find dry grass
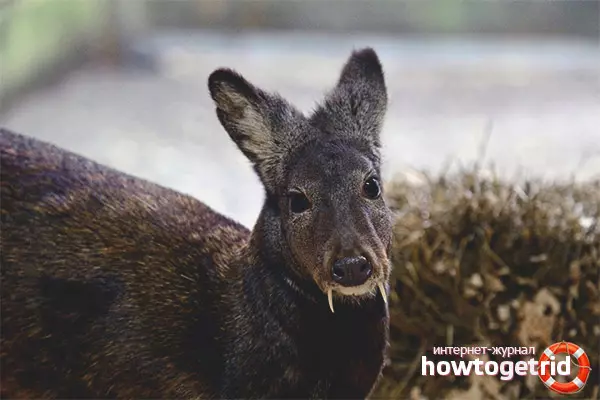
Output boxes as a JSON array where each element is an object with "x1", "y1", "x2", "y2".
[{"x1": 373, "y1": 166, "x2": 599, "y2": 400}]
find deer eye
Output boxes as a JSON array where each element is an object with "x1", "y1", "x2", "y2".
[
  {"x1": 363, "y1": 177, "x2": 381, "y2": 199},
  {"x1": 289, "y1": 191, "x2": 311, "y2": 214}
]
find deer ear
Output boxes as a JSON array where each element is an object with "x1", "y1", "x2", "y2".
[
  {"x1": 337, "y1": 47, "x2": 386, "y2": 90},
  {"x1": 310, "y1": 48, "x2": 388, "y2": 152},
  {"x1": 208, "y1": 68, "x2": 268, "y2": 161},
  {"x1": 208, "y1": 68, "x2": 309, "y2": 190}
]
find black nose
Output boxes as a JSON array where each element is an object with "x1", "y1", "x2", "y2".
[{"x1": 331, "y1": 256, "x2": 372, "y2": 287}]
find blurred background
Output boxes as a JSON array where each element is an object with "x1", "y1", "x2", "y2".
[{"x1": 1, "y1": 0, "x2": 599, "y2": 228}]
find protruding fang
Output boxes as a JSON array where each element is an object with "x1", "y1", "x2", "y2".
[
  {"x1": 327, "y1": 289, "x2": 335, "y2": 313},
  {"x1": 378, "y1": 282, "x2": 388, "y2": 306}
]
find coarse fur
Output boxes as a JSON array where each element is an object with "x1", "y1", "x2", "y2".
[{"x1": 1, "y1": 48, "x2": 393, "y2": 399}]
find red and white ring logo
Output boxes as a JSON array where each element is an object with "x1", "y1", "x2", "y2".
[{"x1": 538, "y1": 341, "x2": 591, "y2": 395}]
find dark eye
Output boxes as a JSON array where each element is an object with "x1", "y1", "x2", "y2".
[
  {"x1": 289, "y1": 191, "x2": 311, "y2": 214},
  {"x1": 363, "y1": 177, "x2": 381, "y2": 199}
]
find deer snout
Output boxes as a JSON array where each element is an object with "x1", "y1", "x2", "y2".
[{"x1": 331, "y1": 256, "x2": 372, "y2": 287}]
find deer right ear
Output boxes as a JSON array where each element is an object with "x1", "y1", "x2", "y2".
[
  {"x1": 208, "y1": 68, "x2": 307, "y2": 191},
  {"x1": 310, "y1": 48, "x2": 388, "y2": 156}
]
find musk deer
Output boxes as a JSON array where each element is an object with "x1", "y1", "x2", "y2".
[{"x1": 0, "y1": 48, "x2": 393, "y2": 399}]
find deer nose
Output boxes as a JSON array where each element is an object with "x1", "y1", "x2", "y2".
[{"x1": 331, "y1": 256, "x2": 372, "y2": 287}]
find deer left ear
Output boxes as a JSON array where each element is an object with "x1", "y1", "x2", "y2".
[
  {"x1": 310, "y1": 48, "x2": 388, "y2": 151},
  {"x1": 208, "y1": 68, "x2": 312, "y2": 192}
]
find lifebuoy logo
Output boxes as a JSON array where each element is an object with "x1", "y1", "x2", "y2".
[{"x1": 538, "y1": 341, "x2": 591, "y2": 395}]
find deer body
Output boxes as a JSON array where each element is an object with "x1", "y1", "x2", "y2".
[{"x1": 1, "y1": 48, "x2": 393, "y2": 399}]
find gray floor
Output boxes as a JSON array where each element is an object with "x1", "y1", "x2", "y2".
[{"x1": 2, "y1": 31, "x2": 599, "y2": 228}]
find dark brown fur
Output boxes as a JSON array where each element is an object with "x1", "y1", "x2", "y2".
[{"x1": 1, "y1": 48, "x2": 392, "y2": 399}]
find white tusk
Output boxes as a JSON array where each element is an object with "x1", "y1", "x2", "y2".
[
  {"x1": 378, "y1": 282, "x2": 388, "y2": 306},
  {"x1": 327, "y1": 289, "x2": 335, "y2": 313}
]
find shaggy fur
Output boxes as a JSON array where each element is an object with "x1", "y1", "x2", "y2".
[{"x1": 1, "y1": 48, "x2": 393, "y2": 399}]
